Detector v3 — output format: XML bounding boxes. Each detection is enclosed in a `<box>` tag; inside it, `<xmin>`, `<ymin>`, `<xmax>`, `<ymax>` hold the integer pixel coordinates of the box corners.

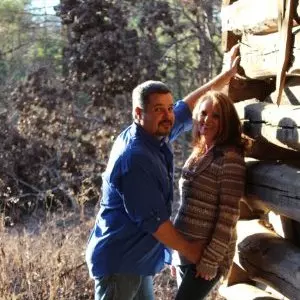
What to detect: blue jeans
<box><xmin>94</xmin><ymin>274</ymin><xmax>154</xmax><ymax>300</ymax></box>
<box><xmin>175</xmin><ymin>264</ymin><xmax>221</xmax><ymax>300</ymax></box>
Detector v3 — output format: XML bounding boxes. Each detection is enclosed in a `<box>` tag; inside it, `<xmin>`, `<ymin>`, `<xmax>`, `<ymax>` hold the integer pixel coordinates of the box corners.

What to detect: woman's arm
<box><xmin>196</xmin><ymin>150</ymin><xmax>246</xmax><ymax>280</ymax></box>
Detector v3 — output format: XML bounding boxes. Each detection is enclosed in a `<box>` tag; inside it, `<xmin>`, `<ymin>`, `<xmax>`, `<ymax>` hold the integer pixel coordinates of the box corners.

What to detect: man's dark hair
<box><xmin>132</xmin><ymin>80</ymin><xmax>171</xmax><ymax>120</ymax></box>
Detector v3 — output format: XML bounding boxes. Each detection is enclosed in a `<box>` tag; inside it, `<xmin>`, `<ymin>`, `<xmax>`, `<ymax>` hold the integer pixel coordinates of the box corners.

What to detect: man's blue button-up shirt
<box><xmin>86</xmin><ymin>100</ymin><xmax>192</xmax><ymax>277</ymax></box>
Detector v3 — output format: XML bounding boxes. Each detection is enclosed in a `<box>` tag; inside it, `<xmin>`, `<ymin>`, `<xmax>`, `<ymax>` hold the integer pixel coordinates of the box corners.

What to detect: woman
<box><xmin>172</xmin><ymin>91</ymin><xmax>246</xmax><ymax>300</ymax></box>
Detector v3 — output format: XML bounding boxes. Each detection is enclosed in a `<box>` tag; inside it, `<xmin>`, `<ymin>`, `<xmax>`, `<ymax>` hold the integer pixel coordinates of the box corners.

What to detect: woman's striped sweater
<box><xmin>173</xmin><ymin>145</ymin><xmax>246</xmax><ymax>279</ymax></box>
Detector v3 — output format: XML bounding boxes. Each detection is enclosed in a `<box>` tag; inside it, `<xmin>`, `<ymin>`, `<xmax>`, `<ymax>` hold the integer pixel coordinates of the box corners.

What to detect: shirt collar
<box><xmin>130</xmin><ymin>122</ymin><xmax>168</xmax><ymax>149</ymax></box>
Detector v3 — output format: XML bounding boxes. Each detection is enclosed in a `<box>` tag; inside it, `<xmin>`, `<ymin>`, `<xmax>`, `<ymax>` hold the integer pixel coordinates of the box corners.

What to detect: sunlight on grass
<box><xmin>0</xmin><ymin>212</ymin><xmax>94</xmax><ymax>299</ymax></box>
<box><xmin>0</xmin><ymin>211</ymin><xmax>184</xmax><ymax>300</ymax></box>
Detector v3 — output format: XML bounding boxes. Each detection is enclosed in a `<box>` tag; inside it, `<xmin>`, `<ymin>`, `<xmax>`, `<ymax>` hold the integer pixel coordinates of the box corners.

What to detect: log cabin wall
<box><xmin>220</xmin><ymin>0</ymin><xmax>300</xmax><ymax>299</ymax></box>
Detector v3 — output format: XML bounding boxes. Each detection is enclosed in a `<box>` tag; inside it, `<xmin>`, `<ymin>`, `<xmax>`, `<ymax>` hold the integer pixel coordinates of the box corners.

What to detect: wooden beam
<box><xmin>244</xmin><ymin>136</ymin><xmax>300</xmax><ymax>161</ymax></box>
<box><xmin>234</xmin><ymin>220</ymin><xmax>275</xmax><ymax>269</ymax></box>
<box><xmin>219</xmin><ymin>283</ymin><xmax>281</xmax><ymax>300</ymax></box>
<box><xmin>267</xmin><ymin>211</ymin><xmax>294</xmax><ymax>239</ymax></box>
<box><xmin>294</xmin><ymin>219</ymin><xmax>300</xmax><ymax>247</ymax></box>
<box><xmin>221</xmin><ymin>0</ymin><xmax>300</xmax><ymax>35</ymax></box>
<box><xmin>239</xmin><ymin>200</ymin><xmax>260</xmax><ymax>220</ymax></box>
<box><xmin>246</xmin><ymin>159</ymin><xmax>300</xmax><ymax>223</ymax></box>
<box><xmin>266</xmin><ymin>77</ymin><xmax>300</xmax><ymax>105</ymax></box>
<box><xmin>236</xmin><ymin>220</ymin><xmax>274</xmax><ymax>247</ymax></box>
<box><xmin>275</xmin><ymin>0</ymin><xmax>295</xmax><ymax>106</ymax></box>
<box><xmin>238</xmin><ymin>232</ymin><xmax>300</xmax><ymax>300</ymax></box>
<box><xmin>221</xmin><ymin>0</ymin><xmax>240</xmax><ymax>52</ymax></box>
<box><xmin>239</xmin><ymin>26</ymin><xmax>300</xmax><ymax>79</ymax></box>
<box><xmin>242</xmin><ymin>194</ymin><xmax>270</xmax><ymax>215</ymax></box>
<box><xmin>243</xmin><ymin>196</ymin><xmax>300</xmax><ymax>246</ymax></box>
<box><xmin>235</xmin><ymin>99</ymin><xmax>300</xmax><ymax>151</ymax></box>
<box><xmin>228</xmin><ymin>77</ymin><xmax>275</xmax><ymax>102</ymax></box>
<box><xmin>226</xmin><ymin>262</ymin><xmax>253</xmax><ymax>286</ymax></box>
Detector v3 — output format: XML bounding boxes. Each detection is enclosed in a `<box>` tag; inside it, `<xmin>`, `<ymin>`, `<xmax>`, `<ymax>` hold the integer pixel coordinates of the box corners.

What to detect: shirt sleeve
<box><xmin>118</xmin><ymin>153</ymin><xmax>170</xmax><ymax>234</ymax></box>
<box><xmin>196</xmin><ymin>151</ymin><xmax>246</xmax><ymax>278</ymax></box>
<box><xmin>169</xmin><ymin>100</ymin><xmax>192</xmax><ymax>142</ymax></box>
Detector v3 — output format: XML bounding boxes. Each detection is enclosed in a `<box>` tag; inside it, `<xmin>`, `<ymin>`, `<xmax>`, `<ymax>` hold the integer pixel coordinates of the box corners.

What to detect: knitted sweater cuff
<box><xmin>196</xmin><ymin>260</ymin><xmax>218</xmax><ymax>279</ymax></box>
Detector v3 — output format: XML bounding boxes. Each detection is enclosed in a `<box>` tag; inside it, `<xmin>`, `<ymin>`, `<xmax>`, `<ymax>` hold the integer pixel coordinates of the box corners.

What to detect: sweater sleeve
<box><xmin>196</xmin><ymin>151</ymin><xmax>246</xmax><ymax>278</ymax></box>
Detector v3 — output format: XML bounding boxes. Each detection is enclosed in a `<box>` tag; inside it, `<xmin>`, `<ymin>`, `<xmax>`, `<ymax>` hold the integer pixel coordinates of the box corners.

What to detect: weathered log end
<box><xmin>238</xmin><ymin>233</ymin><xmax>300</xmax><ymax>300</ymax></box>
<box><xmin>235</xmin><ymin>100</ymin><xmax>300</xmax><ymax>153</ymax></box>
<box><xmin>246</xmin><ymin>159</ymin><xmax>300</xmax><ymax>223</ymax></box>
<box><xmin>243</xmin><ymin>135</ymin><xmax>300</xmax><ymax>161</ymax></box>
<box><xmin>219</xmin><ymin>283</ymin><xmax>281</xmax><ymax>300</ymax></box>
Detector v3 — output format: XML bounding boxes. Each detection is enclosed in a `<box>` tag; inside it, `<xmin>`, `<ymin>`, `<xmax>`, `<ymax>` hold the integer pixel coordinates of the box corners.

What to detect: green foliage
<box><xmin>0</xmin><ymin>0</ymin><xmax>62</xmax><ymax>87</ymax></box>
<box><xmin>0</xmin><ymin>59</ymin><xmax>8</xmax><ymax>82</ymax></box>
<box><xmin>55</xmin><ymin>0</ymin><xmax>223</xmax><ymax>105</ymax></box>
<box><xmin>157</xmin><ymin>0</ymin><xmax>223</xmax><ymax>99</ymax></box>
<box><xmin>0</xmin><ymin>0</ymin><xmax>29</xmax><ymax>57</ymax></box>
<box><xmin>1</xmin><ymin>0</ymin><xmax>223</xmax><ymax>105</ymax></box>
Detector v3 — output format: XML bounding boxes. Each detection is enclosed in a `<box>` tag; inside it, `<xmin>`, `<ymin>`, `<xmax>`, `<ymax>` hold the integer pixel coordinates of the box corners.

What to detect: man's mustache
<box><xmin>159</xmin><ymin>120</ymin><xmax>173</xmax><ymax>126</ymax></box>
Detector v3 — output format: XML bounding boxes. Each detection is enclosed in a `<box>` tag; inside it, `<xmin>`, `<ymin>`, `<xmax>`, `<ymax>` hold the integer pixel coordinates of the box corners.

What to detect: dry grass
<box><xmin>0</xmin><ymin>210</ymin><xmax>224</xmax><ymax>300</ymax></box>
<box><xmin>0</xmin><ymin>210</ymin><xmax>94</xmax><ymax>300</ymax></box>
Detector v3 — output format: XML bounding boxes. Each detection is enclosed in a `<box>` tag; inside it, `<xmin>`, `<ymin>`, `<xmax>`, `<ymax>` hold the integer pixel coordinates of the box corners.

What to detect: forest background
<box><xmin>0</xmin><ymin>0</ymin><xmax>225</xmax><ymax>299</ymax></box>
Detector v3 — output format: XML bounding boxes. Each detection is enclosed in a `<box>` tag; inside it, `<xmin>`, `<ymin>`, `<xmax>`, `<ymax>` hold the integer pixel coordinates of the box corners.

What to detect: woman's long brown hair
<box><xmin>191</xmin><ymin>91</ymin><xmax>243</xmax><ymax>156</ymax></box>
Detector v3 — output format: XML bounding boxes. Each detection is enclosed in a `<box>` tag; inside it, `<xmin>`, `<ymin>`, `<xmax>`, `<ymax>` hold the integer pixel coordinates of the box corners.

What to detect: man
<box><xmin>86</xmin><ymin>45</ymin><xmax>240</xmax><ymax>300</ymax></box>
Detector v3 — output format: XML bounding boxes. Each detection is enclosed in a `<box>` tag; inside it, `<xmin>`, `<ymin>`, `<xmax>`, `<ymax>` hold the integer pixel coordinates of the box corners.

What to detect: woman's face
<box><xmin>196</xmin><ymin>99</ymin><xmax>220</xmax><ymax>147</ymax></box>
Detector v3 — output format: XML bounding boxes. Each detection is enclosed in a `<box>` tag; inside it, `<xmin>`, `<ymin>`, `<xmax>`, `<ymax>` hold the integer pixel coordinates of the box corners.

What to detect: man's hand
<box><xmin>182</xmin><ymin>240</ymin><xmax>204</xmax><ymax>264</ymax></box>
<box><xmin>153</xmin><ymin>220</ymin><xmax>205</xmax><ymax>263</ymax></box>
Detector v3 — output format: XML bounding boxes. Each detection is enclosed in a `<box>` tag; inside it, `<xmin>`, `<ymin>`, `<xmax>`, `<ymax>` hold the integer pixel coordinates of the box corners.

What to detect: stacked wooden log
<box><xmin>220</xmin><ymin>1</ymin><xmax>300</xmax><ymax>299</ymax></box>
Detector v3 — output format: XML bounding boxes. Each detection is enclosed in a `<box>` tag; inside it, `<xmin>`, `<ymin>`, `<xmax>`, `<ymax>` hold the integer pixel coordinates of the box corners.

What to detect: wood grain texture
<box><xmin>246</xmin><ymin>159</ymin><xmax>300</xmax><ymax>223</ymax></box>
<box><xmin>219</xmin><ymin>283</ymin><xmax>281</xmax><ymax>300</ymax></box>
<box><xmin>266</xmin><ymin>77</ymin><xmax>300</xmax><ymax>105</ymax></box>
<box><xmin>238</xmin><ymin>232</ymin><xmax>300</xmax><ymax>300</ymax></box>
<box><xmin>221</xmin><ymin>0</ymin><xmax>300</xmax><ymax>34</ymax></box>
<box><xmin>239</xmin><ymin>26</ymin><xmax>300</xmax><ymax>79</ymax></box>
<box><xmin>235</xmin><ymin>99</ymin><xmax>300</xmax><ymax>151</ymax></box>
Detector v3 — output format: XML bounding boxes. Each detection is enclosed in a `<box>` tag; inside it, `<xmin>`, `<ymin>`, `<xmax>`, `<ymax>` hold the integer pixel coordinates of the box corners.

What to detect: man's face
<box><xmin>139</xmin><ymin>92</ymin><xmax>175</xmax><ymax>137</ymax></box>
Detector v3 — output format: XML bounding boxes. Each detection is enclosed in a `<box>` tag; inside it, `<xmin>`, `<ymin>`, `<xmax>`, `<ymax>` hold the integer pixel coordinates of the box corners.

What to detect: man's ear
<box><xmin>135</xmin><ymin>107</ymin><xmax>143</xmax><ymax>121</ymax></box>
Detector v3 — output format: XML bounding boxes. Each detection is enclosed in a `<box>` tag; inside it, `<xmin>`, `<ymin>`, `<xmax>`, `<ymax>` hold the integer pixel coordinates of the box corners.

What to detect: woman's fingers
<box><xmin>222</xmin><ymin>44</ymin><xmax>240</xmax><ymax>74</ymax></box>
<box><xmin>170</xmin><ymin>265</ymin><xmax>176</xmax><ymax>277</ymax></box>
<box><xmin>230</xmin><ymin>43</ymin><xmax>240</xmax><ymax>56</ymax></box>
<box><xmin>195</xmin><ymin>271</ymin><xmax>215</xmax><ymax>281</ymax></box>
<box><xmin>232</xmin><ymin>55</ymin><xmax>240</xmax><ymax>69</ymax></box>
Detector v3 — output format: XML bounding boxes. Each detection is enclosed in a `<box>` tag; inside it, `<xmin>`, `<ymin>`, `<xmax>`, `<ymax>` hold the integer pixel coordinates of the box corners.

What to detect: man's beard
<box><xmin>155</xmin><ymin>120</ymin><xmax>173</xmax><ymax>136</ymax></box>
